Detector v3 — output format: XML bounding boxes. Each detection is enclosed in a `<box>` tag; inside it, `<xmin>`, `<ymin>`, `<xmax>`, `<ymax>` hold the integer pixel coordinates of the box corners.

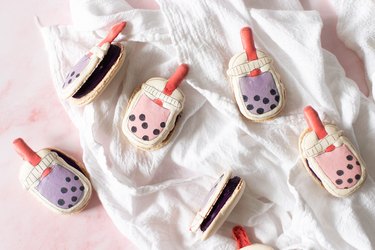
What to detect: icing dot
<box><xmin>76</xmin><ymin>73</ymin><xmax>80</xmax><ymax>78</ymax></box>
<box><xmin>335</xmin><ymin>179</ymin><xmax>343</xmax><ymax>185</ymax></box>
<box><xmin>58</xmin><ymin>199</ymin><xmax>65</xmax><ymax>206</ymax></box>
<box><xmin>346</xmin><ymin>155</ymin><xmax>353</xmax><ymax>161</ymax></box>
<box><xmin>71</xmin><ymin>186</ymin><xmax>77</xmax><ymax>192</ymax></box>
<box><xmin>347</xmin><ymin>164</ymin><xmax>353</xmax><ymax>170</ymax></box>
<box><xmin>275</xmin><ymin>95</ymin><xmax>280</xmax><ymax>102</ymax></box>
<box><xmin>356</xmin><ymin>161</ymin><xmax>360</xmax><ymax>166</ymax></box>
<box><xmin>131</xmin><ymin>126</ymin><xmax>137</xmax><ymax>133</ymax></box>
<box><xmin>71</xmin><ymin>196</ymin><xmax>78</xmax><ymax>202</ymax></box>
<box><xmin>61</xmin><ymin>187</ymin><xmax>68</xmax><ymax>194</ymax></box>
<box><xmin>74</xmin><ymin>176</ymin><xmax>79</xmax><ymax>181</ymax></box>
<box><xmin>254</xmin><ymin>95</ymin><xmax>260</xmax><ymax>101</ymax></box>
<box><xmin>68</xmin><ymin>204</ymin><xmax>73</xmax><ymax>208</ymax></box>
<box><xmin>246</xmin><ymin>104</ymin><xmax>254</xmax><ymax>110</ymax></box>
<box><xmin>68</xmin><ymin>79</ymin><xmax>72</xmax><ymax>84</ymax></box>
<box><xmin>160</xmin><ymin>122</ymin><xmax>166</xmax><ymax>128</ymax></box>
<box><xmin>270</xmin><ymin>104</ymin><xmax>276</xmax><ymax>110</ymax></box>
<box><xmin>270</xmin><ymin>89</ymin><xmax>276</xmax><ymax>95</ymax></box>
<box><xmin>139</xmin><ymin>114</ymin><xmax>146</xmax><ymax>121</ymax></box>
<box><xmin>355</xmin><ymin>174</ymin><xmax>361</xmax><ymax>180</ymax></box>
<box><xmin>80</xmin><ymin>186</ymin><xmax>84</xmax><ymax>191</ymax></box>
<box><xmin>263</xmin><ymin>98</ymin><xmax>269</xmax><ymax>104</ymax></box>
<box><xmin>347</xmin><ymin>178</ymin><xmax>353</xmax><ymax>183</ymax></box>
<box><xmin>153</xmin><ymin>129</ymin><xmax>160</xmax><ymax>135</ymax></box>
<box><xmin>336</xmin><ymin>170</ymin><xmax>344</xmax><ymax>176</ymax></box>
<box><xmin>142</xmin><ymin>135</ymin><xmax>149</xmax><ymax>141</ymax></box>
<box><xmin>70</xmin><ymin>71</ymin><xmax>75</xmax><ymax>77</ymax></box>
<box><xmin>142</xmin><ymin>122</ymin><xmax>148</xmax><ymax>129</ymax></box>
<box><xmin>256</xmin><ymin>108</ymin><xmax>264</xmax><ymax>114</ymax></box>
<box><xmin>243</xmin><ymin>95</ymin><xmax>248</xmax><ymax>102</ymax></box>
<box><xmin>66</xmin><ymin>177</ymin><xmax>71</xmax><ymax>182</ymax></box>
<box><xmin>129</xmin><ymin>114</ymin><xmax>135</xmax><ymax>121</ymax></box>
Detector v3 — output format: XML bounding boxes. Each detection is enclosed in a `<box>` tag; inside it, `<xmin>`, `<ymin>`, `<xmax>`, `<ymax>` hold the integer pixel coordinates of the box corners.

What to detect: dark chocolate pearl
<box><xmin>74</xmin><ymin>176</ymin><xmax>79</xmax><ymax>181</ymax></box>
<box><xmin>347</xmin><ymin>178</ymin><xmax>353</xmax><ymax>183</ymax></box>
<box><xmin>254</xmin><ymin>95</ymin><xmax>260</xmax><ymax>101</ymax></box>
<box><xmin>68</xmin><ymin>204</ymin><xmax>73</xmax><ymax>208</ymax></box>
<box><xmin>129</xmin><ymin>114</ymin><xmax>136</xmax><ymax>121</ymax></box>
<box><xmin>275</xmin><ymin>95</ymin><xmax>280</xmax><ymax>102</ymax></box>
<box><xmin>355</xmin><ymin>174</ymin><xmax>361</xmax><ymax>180</ymax></box>
<box><xmin>71</xmin><ymin>186</ymin><xmax>77</xmax><ymax>192</ymax></box>
<box><xmin>139</xmin><ymin>114</ymin><xmax>146</xmax><ymax>121</ymax></box>
<box><xmin>58</xmin><ymin>199</ymin><xmax>65</xmax><ymax>206</ymax></box>
<box><xmin>70</xmin><ymin>71</ymin><xmax>75</xmax><ymax>77</ymax></box>
<box><xmin>263</xmin><ymin>98</ymin><xmax>269</xmax><ymax>104</ymax></box>
<box><xmin>356</xmin><ymin>161</ymin><xmax>360</xmax><ymax>166</ymax></box>
<box><xmin>243</xmin><ymin>95</ymin><xmax>248</xmax><ymax>102</ymax></box>
<box><xmin>270</xmin><ymin>89</ymin><xmax>276</xmax><ymax>95</ymax></box>
<box><xmin>335</xmin><ymin>179</ymin><xmax>343</xmax><ymax>185</ymax></box>
<box><xmin>71</xmin><ymin>196</ymin><xmax>78</xmax><ymax>202</ymax></box>
<box><xmin>347</xmin><ymin>164</ymin><xmax>353</xmax><ymax>170</ymax></box>
<box><xmin>80</xmin><ymin>186</ymin><xmax>84</xmax><ymax>191</ymax></box>
<box><xmin>270</xmin><ymin>104</ymin><xmax>276</xmax><ymax>110</ymax></box>
<box><xmin>142</xmin><ymin>122</ymin><xmax>148</xmax><ymax>129</ymax></box>
<box><xmin>153</xmin><ymin>129</ymin><xmax>160</xmax><ymax>135</ymax></box>
<box><xmin>61</xmin><ymin>187</ymin><xmax>68</xmax><ymax>194</ymax></box>
<box><xmin>336</xmin><ymin>170</ymin><xmax>344</xmax><ymax>176</ymax></box>
<box><xmin>76</xmin><ymin>73</ymin><xmax>80</xmax><ymax>78</ymax></box>
<box><xmin>160</xmin><ymin>122</ymin><xmax>166</xmax><ymax>128</ymax></box>
<box><xmin>256</xmin><ymin>108</ymin><xmax>264</xmax><ymax>114</ymax></box>
<box><xmin>68</xmin><ymin>79</ymin><xmax>72</xmax><ymax>84</ymax></box>
<box><xmin>246</xmin><ymin>104</ymin><xmax>254</xmax><ymax>110</ymax></box>
<box><xmin>66</xmin><ymin>177</ymin><xmax>71</xmax><ymax>182</ymax></box>
<box><xmin>346</xmin><ymin>155</ymin><xmax>353</xmax><ymax>161</ymax></box>
<box><xmin>142</xmin><ymin>135</ymin><xmax>149</xmax><ymax>141</ymax></box>
<box><xmin>131</xmin><ymin>126</ymin><xmax>137</xmax><ymax>133</ymax></box>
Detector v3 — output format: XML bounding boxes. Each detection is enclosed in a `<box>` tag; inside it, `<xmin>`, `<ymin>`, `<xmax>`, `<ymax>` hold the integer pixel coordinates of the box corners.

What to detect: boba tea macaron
<box><xmin>62</xmin><ymin>22</ymin><xmax>126</xmax><ymax>106</ymax></box>
<box><xmin>13</xmin><ymin>138</ymin><xmax>92</xmax><ymax>214</ymax></box>
<box><xmin>232</xmin><ymin>225</ymin><xmax>274</xmax><ymax>250</ymax></box>
<box><xmin>122</xmin><ymin>64</ymin><xmax>188</xmax><ymax>150</ymax></box>
<box><xmin>227</xmin><ymin>27</ymin><xmax>285</xmax><ymax>121</ymax></box>
<box><xmin>190</xmin><ymin>170</ymin><xmax>245</xmax><ymax>240</ymax></box>
<box><xmin>299</xmin><ymin>106</ymin><xmax>366</xmax><ymax>197</ymax></box>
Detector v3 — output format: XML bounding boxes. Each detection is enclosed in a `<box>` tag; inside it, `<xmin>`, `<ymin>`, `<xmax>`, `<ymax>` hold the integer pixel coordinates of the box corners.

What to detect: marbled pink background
<box><xmin>0</xmin><ymin>0</ymin><xmax>367</xmax><ymax>249</ymax></box>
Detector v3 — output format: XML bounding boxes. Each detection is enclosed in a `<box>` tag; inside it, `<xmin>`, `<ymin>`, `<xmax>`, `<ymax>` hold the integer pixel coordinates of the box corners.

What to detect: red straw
<box><xmin>13</xmin><ymin>138</ymin><xmax>41</xmax><ymax>166</ymax></box>
<box><xmin>98</xmin><ymin>21</ymin><xmax>127</xmax><ymax>47</ymax></box>
<box><xmin>304</xmin><ymin>106</ymin><xmax>335</xmax><ymax>152</ymax></box>
<box><xmin>232</xmin><ymin>226</ymin><xmax>251</xmax><ymax>249</ymax></box>
<box><xmin>240</xmin><ymin>27</ymin><xmax>261</xmax><ymax>76</ymax></box>
<box><xmin>163</xmin><ymin>64</ymin><xmax>189</xmax><ymax>96</ymax></box>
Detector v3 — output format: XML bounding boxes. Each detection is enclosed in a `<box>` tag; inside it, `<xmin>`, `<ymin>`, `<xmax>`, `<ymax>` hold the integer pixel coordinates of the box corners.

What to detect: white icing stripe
<box><xmin>226</xmin><ymin>56</ymin><xmax>272</xmax><ymax>76</ymax></box>
<box><xmin>304</xmin><ymin>132</ymin><xmax>342</xmax><ymax>158</ymax></box>
<box><xmin>142</xmin><ymin>84</ymin><xmax>182</xmax><ymax>108</ymax></box>
<box><xmin>24</xmin><ymin>152</ymin><xmax>58</xmax><ymax>189</ymax></box>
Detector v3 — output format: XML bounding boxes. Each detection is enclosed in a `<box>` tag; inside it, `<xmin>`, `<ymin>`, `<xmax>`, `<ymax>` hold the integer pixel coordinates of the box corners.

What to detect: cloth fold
<box><xmin>41</xmin><ymin>0</ymin><xmax>375</xmax><ymax>249</ymax></box>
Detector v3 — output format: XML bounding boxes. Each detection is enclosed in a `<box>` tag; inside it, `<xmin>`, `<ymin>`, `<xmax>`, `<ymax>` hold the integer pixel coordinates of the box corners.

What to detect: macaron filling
<box><xmin>72</xmin><ymin>44</ymin><xmax>122</xmax><ymax>99</ymax></box>
<box><xmin>51</xmin><ymin>149</ymin><xmax>83</xmax><ymax>174</ymax></box>
<box><xmin>200</xmin><ymin>176</ymin><xmax>241</xmax><ymax>231</ymax></box>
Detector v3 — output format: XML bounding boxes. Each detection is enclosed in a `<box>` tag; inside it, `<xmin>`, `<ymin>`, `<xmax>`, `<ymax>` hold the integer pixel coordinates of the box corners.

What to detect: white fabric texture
<box><xmin>40</xmin><ymin>0</ymin><xmax>375</xmax><ymax>249</ymax></box>
<box><xmin>329</xmin><ymin>0</ymin><xmax>375</xmax><ymax>100</ymax></box>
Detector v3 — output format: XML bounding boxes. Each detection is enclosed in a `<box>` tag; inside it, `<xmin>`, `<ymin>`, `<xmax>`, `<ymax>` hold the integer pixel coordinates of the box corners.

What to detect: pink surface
<box><xmin>0</xmin><ymin>0</ymin><xmax>369</xmax><ymax>249</ymax></box>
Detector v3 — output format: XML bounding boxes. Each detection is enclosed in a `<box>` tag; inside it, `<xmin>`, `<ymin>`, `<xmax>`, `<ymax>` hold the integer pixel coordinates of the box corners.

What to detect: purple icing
<box><xmin>63</xmin><ymin>55</ymin><xmax>90</xmax><ymax>88</ymax></box>
<box><xmin>72</xmin><ymin>44</ymin><xmax>121</xmax><ymax>99</ymax></box>
<box><xmin>239</xmin><ymin>72</ymin><xmax>280</xmax><ymax>115</ymax></box>
<box><xmin>200</xmin><ymin>176</ymin><xmax>241</xmax><ymax>231</ymax></box>
<box><xmin>36</xmin><ymin>164</ymin><xmax>85</xmax><ymax>209</ymax></box>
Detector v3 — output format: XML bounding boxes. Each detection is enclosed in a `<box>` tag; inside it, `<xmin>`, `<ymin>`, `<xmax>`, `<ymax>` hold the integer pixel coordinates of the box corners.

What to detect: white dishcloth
<box><xmin>40</xmin><ymin>0</ymin><xmax>375</xmax><ymax>249</ymax></box>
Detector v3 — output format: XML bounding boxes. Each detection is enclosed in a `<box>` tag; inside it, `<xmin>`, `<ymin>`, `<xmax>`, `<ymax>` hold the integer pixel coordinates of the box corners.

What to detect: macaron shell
<box><xmin>240</xmin><ymin>244</ymin><xmax>274</xmax><ymax>250</ymax></box>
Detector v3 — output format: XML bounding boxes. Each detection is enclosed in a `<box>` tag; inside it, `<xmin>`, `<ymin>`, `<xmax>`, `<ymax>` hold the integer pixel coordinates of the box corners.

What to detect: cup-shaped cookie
<box><xmin>227</xmin><ymin>27</ymin><xmax>285</xmax><ymax>121</ymax></box>
<box><xmin>299</xmin><ymin>106</ymin><xmax>366</xmax><ymax>197</ymax></box>
<box><xmin>232</xmin><ymin>226</ymin><xmax>274</xmax><ymax>250</ymax></box>
<box><xmin>190</xmin><ymin>170</ymin><xmax>245</xmax><ymax>240</ymax></box>
<box><xmin>122</xmin><ymin>64</ymin><xmax>188</xmax><ymax>150</ymax></box>
<box><xmin>62</xmin><ymin>22</ymin><xmax>126</xmax><ymax>106</ymax></box>
<box><xmin>13</xmin><ymin>138</ymin><xmax>92</xmax><ymax>214</ymax></box>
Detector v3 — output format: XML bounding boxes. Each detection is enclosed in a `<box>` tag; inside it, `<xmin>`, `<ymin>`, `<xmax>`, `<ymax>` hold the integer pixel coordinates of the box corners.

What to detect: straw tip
<box><xmin>240</xmin><ymin>27</ymin><xmax>252</xmax><ymax>35</ymax></box>
<box><xmin>303</xmin><ymin>105</ymin><xmax>316</xmax><ymax>115</ymax></box>
<box><xmin>13</xmin><ymin>138</ymin><xmax>24</xmax><ymax>146</ymax></box>
<box><xmin>178</xmin><ymin>63</ymin><xmax>189</xmax><ymax>72</ymax></box>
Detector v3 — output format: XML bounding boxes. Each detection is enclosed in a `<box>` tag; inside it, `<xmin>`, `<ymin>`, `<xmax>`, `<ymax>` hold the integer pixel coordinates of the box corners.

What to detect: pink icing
<box><xmin>315</xmin><ymin>145</ymin><xmax>362</xmax><ymax>189</ymax></box>
<box><xmin>127</xmin><ymin>94</ymin><xmax>170</xmax><ymax>141</ymax></box>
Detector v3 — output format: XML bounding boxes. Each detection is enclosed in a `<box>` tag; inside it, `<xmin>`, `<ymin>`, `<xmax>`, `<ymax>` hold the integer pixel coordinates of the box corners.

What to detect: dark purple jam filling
<box><xmin>72</xmin><ymin>44</ymin><xmax>121</xmax><ymax>99</ymax></box>
<box><xmin>200</xmin><ymin>176</ymin><xmax>241</xmax><ymax>232</ymax></box>
<box><xmin>51</xmin><ymin>149</ymin><xmax>83</xmax><ymax>174</ymax></box>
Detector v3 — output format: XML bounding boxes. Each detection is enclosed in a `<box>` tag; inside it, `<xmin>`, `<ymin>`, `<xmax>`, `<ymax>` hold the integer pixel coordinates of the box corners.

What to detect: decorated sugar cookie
<box><xmin>299</xmin><ymin>106</ymin><xmax>366</xmax><ymax>197</ymax></box>
<box><xmin>190</xmin><ymin>171</ymin><xmax>245</xmax><ymax>240</ymax></box>
<box><xmin>232</xmin><ymin>225</ymin><xmax>274</xmax><ymax>250</ymax></box>
<box><xmin>122</xmin><ymin>64</ymin><xmax>188</xmax><ymax>150</ymax></box>
<box><xmin>227</xmin><ymin>27</ymin><xmax>285</xmax><ymax>121</ymax></box>
<box><xmin>13</xmin><ymin>138</ymin><xmax>92</xmax><ymax>214</ymax></box>
<box><xmin>62</xmin><ymin>22</ymin><xmax>126</xmax><ymax>106</ymax></box>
